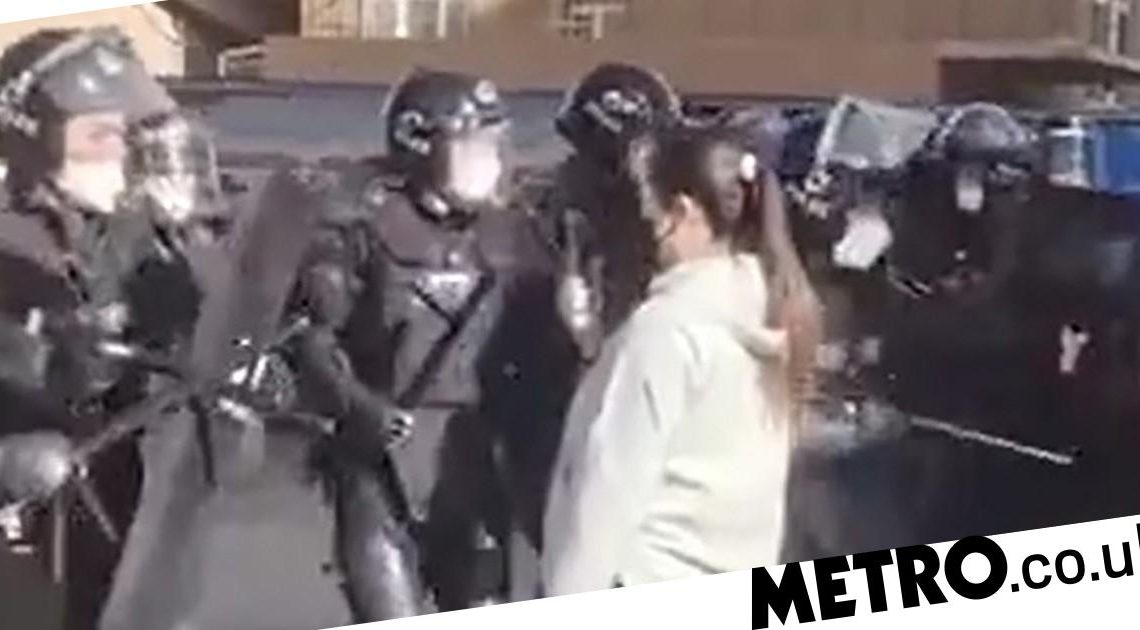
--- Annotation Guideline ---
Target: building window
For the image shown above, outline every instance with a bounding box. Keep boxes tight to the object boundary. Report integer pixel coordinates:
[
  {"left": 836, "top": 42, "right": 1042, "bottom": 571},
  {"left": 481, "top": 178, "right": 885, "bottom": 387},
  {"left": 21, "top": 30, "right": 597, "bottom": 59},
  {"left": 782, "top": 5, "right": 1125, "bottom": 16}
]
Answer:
[
  {"left": 363, "top": 0, "right": 470, "bottom": 40},
  {"left": 553, "top": 0, "right": 630, "bottom": 40},
  {"left": 304, "top": 0, "right": 363, "bottom": 38},
  {"left": 1092, "top": 0, "right": 1132, "bottom": 55},
  {"left": 1115, "top": 1, "right": 1134, "bottom": 55}
]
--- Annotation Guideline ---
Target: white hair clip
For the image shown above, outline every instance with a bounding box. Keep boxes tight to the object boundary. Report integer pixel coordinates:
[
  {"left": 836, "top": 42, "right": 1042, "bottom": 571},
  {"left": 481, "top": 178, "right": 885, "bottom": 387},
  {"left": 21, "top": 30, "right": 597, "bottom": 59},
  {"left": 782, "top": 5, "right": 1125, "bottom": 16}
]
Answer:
[{"left": 740, "top": 152, "right": 759, "bottom": 183}]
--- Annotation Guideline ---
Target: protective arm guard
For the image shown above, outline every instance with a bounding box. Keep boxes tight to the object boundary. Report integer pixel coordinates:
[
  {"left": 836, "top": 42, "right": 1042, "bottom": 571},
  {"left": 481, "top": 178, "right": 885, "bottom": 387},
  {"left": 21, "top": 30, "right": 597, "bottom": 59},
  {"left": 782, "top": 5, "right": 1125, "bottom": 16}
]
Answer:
[
  {"left": 293, "top": 326, "right": 412, "bottom": 456},
  {"left": 285, "top": 206, "right": 413, "bottom": 453},
  {"left": 287, "top": 233, "right": 428, "bottom": 621}
]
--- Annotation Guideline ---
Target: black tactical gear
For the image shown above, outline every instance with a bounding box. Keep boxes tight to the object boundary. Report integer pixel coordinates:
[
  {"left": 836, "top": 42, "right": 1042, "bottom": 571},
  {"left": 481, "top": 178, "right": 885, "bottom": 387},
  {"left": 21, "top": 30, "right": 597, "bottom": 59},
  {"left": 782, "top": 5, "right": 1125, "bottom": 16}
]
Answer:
[
  {"left": 0, "top": 27, "right": 188, "bottom": 630},
  {"left": 529, "top": 64, "right": 689, "bottom": 341},
  {"left": 275, "top": 133, "right": 576, "bottom": 619},
  {"left": 0, "top": 181, "right": 204, "bottom": 630}
]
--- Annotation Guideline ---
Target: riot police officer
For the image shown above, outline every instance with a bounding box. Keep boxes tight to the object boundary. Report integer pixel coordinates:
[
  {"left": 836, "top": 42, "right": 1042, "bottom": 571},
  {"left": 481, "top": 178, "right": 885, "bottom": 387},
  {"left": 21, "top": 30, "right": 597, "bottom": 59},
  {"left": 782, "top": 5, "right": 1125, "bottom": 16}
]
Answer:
[
  {"left": 532, "top": 62, "right": 687, "bottom": 358},
  {"left": 503, "top": 62, "right": 688, "bottom": 598},
  {"left": 272, "top": 69, "right": 577, "bottom": 620},
  {"left": 0, "top": 26, "right": 191, "bottom": 629}
]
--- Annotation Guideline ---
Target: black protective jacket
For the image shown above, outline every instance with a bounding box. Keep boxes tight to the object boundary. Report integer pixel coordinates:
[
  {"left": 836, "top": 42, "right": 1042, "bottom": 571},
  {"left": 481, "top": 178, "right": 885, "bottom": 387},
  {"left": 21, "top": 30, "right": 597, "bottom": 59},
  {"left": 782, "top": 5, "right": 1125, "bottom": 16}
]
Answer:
[
  {"left": 284, "top": 157, "right": 580, "bottom": 556},
  {"left": 0, "top": 183, "right": 199, "bottom": 440}
]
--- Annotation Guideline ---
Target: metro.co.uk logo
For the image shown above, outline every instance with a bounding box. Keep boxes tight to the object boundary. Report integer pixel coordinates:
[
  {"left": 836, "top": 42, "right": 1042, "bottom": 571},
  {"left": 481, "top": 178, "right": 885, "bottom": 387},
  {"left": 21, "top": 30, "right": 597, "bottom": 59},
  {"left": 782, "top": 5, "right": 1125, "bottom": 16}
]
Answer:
[{"left": 753, "top": 523, "right": 1140, "bottom": 628}]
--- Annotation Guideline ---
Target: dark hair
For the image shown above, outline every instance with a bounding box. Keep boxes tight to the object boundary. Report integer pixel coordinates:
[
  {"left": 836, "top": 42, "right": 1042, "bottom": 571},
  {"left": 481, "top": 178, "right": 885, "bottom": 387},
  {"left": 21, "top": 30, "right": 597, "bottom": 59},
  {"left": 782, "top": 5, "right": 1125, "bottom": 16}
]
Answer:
[{"left": 631, "top": 126, "right": 823, "bottom": 426}]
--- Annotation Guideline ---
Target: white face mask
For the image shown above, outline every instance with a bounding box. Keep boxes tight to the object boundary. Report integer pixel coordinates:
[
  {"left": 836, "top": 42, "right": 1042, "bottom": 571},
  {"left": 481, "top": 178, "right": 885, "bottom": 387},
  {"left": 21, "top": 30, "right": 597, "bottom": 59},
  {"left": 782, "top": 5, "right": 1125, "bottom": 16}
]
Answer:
[
  {"left": 832, "top": 206, "right": 893, "bottom": 271},
  {"left": 445, "top": 135, "right": 504, "bottom": 205},
  {"left": 955, "top": 165, "right": 986, "bottom": 214},
  {"left": 55, "top": 159, "right": 126, "bottom": 214}
]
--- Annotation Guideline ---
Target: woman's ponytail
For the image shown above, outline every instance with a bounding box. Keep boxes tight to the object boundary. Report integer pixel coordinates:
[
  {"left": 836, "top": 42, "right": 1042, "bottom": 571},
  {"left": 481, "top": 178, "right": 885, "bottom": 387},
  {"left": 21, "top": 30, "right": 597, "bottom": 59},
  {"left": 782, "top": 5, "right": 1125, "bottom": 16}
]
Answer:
[
  {"left": 740, "top": 164, "right": 823, "bottom": 428},
  {"left": 629, "top": 125, "right": 824, "bottom": 430}
]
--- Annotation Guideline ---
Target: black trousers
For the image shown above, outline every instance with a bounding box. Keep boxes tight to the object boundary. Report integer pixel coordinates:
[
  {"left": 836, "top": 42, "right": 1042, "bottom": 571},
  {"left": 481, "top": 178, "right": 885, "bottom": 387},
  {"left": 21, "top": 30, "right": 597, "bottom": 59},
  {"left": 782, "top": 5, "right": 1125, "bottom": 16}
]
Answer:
[
  {"left": 28, "top": 439, "right": 142, "bottom": 630},
  {"left": 330, "top": 407, "right": 511, "bottom": 622}
]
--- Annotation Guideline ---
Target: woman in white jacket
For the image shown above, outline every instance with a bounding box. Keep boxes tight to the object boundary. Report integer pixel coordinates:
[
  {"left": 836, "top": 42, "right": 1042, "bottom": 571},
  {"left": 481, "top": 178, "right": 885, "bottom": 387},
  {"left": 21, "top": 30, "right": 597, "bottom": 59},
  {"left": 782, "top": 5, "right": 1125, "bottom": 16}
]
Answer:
[{"left": 542, "top": 126, "right": 823, "bottom": 596}]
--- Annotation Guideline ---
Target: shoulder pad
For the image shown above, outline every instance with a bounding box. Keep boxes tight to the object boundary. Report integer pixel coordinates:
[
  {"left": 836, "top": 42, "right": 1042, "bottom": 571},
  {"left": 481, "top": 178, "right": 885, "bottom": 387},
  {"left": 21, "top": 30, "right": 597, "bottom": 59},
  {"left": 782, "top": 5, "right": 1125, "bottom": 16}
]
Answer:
[
  {"left": 0, "top": 212, "right": 67, "bottom": 277},
  {"left": 0, "top": 214, "right": 76, "bottom": 315}
]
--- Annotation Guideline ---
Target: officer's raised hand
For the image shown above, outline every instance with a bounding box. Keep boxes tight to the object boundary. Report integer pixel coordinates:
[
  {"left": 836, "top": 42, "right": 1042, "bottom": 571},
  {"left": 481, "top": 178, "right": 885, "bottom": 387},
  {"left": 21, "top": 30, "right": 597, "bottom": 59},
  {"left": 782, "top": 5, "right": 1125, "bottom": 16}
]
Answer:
[{"left": 556, "top": 210, "right": 603, "bottom": 360}]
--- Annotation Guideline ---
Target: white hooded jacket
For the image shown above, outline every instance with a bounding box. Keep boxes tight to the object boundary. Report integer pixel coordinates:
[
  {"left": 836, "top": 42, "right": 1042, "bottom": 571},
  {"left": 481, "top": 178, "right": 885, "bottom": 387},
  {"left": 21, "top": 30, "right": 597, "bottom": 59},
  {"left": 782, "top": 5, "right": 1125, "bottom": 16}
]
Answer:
[{"left": 542, "top": 252, "right": 792, "bottom": 596}]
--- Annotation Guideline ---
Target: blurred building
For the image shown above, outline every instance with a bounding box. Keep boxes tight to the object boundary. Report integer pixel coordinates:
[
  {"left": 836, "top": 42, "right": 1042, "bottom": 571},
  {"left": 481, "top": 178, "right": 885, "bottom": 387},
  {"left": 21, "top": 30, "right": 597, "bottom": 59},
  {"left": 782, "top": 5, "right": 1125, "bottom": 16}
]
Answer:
[
  {"left": 235, "top": 0, "right": 1140, "bottom": 106},
  {"left": 0, "top": 4, "right": 188, "bottom": 76},
  {"left": 0, "top": 0, "right": 296, "bottom": 77},
  {"left": 6, "top": 1, "right": 1140, "bottom": 105}
]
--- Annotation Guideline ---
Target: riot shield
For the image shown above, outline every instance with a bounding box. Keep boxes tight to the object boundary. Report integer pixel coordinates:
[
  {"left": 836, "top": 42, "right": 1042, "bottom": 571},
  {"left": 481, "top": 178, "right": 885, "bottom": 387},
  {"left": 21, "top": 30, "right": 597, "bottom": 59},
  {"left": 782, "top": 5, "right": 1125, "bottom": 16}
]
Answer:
[
  {"left": 99, "top": 162, "right": 329, "bottom": 630},
  {"left": 188, "top": 162, "right": 329, "bottom": 381},
  {"left": 814, "top": 96, "right": 939, "bottom": 173}
]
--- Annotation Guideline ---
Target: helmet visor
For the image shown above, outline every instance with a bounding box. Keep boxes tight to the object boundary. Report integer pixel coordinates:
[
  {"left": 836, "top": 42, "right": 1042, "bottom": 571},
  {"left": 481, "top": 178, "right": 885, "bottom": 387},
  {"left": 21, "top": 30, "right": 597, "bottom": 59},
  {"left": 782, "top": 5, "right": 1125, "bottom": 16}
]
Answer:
[
  {"left": 34, "top": 34, "right": 173, "bottom": 122},
  {"left": 128, "top": 113, "right": 223, "bottom": 223}
]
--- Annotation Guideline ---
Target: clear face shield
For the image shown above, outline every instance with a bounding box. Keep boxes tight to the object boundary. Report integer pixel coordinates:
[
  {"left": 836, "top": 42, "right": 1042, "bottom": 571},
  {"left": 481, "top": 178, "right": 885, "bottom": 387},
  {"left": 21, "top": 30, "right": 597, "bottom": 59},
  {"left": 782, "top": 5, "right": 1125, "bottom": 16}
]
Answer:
[
  {"left": 127, "top": 112, "right": 224, "bottom": 226},
  {"left": 439, "top": 119, "right": 510, "bottom": 208}
]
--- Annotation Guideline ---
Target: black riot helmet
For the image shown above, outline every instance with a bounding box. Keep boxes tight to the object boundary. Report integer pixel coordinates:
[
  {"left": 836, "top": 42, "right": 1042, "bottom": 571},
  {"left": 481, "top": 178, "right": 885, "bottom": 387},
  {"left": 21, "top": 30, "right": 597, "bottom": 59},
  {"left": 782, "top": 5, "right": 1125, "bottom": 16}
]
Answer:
[
  {"left": 556, "top": 62, "right": 684, "bottom": 167},
  {"left": 0, "top": 26, "right": 174, "bottom": 195},
  {"left": 126, "top": 109, "right": 226, "bottom": 229},
  {"left": 929, "top": 103, "right": 1039, "bottom": 213},
  {"left": 931, "top": 103, "right": 1037, "bottom": 168},
  {"left": 383, "top": 68, "right": 509, "bottom": 217}
]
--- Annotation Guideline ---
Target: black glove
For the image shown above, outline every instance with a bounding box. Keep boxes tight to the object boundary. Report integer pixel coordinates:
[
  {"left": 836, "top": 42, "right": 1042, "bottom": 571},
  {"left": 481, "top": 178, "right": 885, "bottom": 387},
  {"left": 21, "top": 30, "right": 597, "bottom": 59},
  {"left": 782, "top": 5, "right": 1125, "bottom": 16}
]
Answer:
[
  {"left": 0, "top": 431, "right": 74, "bottom": 506},
  {"left": 342, "top": 388, "right": 414, "bottom": 450},
  {"left": 125, "top": 253, "right": 202, "bottom": 349},
  {"left": 294, "top": 329, "right": 413, "bottom": 450}
]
